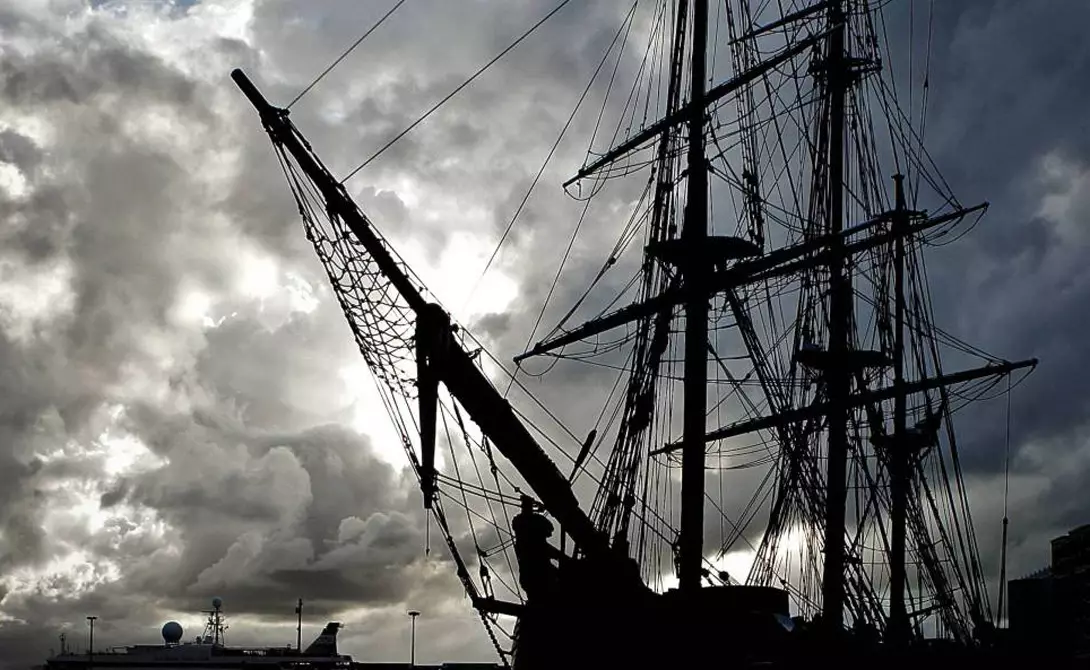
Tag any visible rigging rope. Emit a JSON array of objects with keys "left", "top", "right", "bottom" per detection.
[
  {"left": 341, "top": 0, "right": 574, "bottom": 183},
  {"left": 996, "top": 373, "right": 1013, "bottom": 623},
  {"left": 464, "top": 0, "right": 638, "bottom": 319},
  {"left": 286, "top": 0, "right": 408, "bottom": 109}
]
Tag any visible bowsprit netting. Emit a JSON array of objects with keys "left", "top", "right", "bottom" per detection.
[
  {"left": 267, "top": 116, "right": 529, "bottom": 662},
  {"left": 277, "top": 137, "right": 419, "bottom": 400}
]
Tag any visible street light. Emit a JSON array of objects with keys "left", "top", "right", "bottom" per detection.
[
  {"left": 86, "top": 616, "right": 97, "bottom": 670},
  {"left": 407, "top": 610, "right": 421, "bottom": 666},
  {"left": 295, "top": 599, "right": 303, "bottom": 653}
]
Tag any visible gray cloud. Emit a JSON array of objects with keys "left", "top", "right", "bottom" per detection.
[{"left": 0, "top": 0, "right": 479, "bottom": 665}]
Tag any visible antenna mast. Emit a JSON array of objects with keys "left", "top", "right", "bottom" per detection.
[{"left": 203, "top": 598, "right": 226, "bottom": 646}]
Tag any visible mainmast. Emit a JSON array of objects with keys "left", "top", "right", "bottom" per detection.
[
  {"left": 820, "top": 0, "right": 850, "bottom": 631},
  {"left": 678, "top": 0, "right": 709, "bottom": 594}
]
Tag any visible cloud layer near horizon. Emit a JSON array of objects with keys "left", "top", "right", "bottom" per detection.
[{"left": 0, "top": 0, "right": 1088, "bottom": 667}]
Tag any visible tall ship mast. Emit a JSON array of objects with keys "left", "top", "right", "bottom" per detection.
[{"left": 233, "top": 1, "right": 1036, "bottom": 666}]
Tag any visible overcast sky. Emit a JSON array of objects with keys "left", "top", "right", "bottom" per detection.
[{"left": 0, "top": 0, "right": 1087, "bottom": 667}]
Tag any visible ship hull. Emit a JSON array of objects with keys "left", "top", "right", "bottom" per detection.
[
  {"left": 44, "top": 659, "right": 351, "bottom": 670},
  {"left": 512, "top": 582, "right": 792, "bottom": 669}
]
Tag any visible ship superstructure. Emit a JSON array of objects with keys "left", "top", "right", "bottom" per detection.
[{"left": 43, "top": 600, "right": 350, "bottom": 670}]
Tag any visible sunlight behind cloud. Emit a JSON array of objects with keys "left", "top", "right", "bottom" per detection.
[
  {"left": 0, "top": 115, "right": 54, "bottom": 148},
  {"left": 173, "top": 286, "right": 215, "bottom": 328},
  {"left": 1036, "top": 151, "right": 1090, "bottom": 246},
  {"left": 98, "top": 431, "right": 167, "bottom": 477},
  {"left": 235, "top": 249, "right": 279, "bottom": 301},
  {"left": 657, "top": 525, "right": 810, "bottom": 598},
  {"left": 5, "top": 551, "right": 123, "bottom": 600},
  {"left": 89, "top": 0, "right": 255, "bottom": 80},
  {"left": 395, "top": 230, "right": 519, "bottom": 325},
  {"left": 0, "top": 256, "right": 75, "bottom": 345},
  {"left": 339, "top": 362, "right": 411, "bottom": 468},
  {"left": 655, "top": 549, "right": 756, "bottom": 593},
  {"left": 283, "top": 271, "right": 320, "bottom": 314},
  {"left": 711, "top": 550, "right": 758, "bottom": 584},
  {"left": 441, "top": 232, "right": 519, "bottom": 322},
  {"left": 0, "top": 162, "right": 29, "bottom": 199}
]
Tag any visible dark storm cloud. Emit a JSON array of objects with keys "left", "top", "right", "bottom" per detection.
[
  {"left": 899, "top": 0, "right": 1090, "bottom": 544},
  {"left": 97, "top": 301, "right": 445, "bottom": 615},
  {"left": 110, "top": 426, "right": 466, "bottom": 635},
  {"left": 0, "top": 22, "right": 197, "bottom": 108},
  {"left": 0, "top": 333, "right": 89, "bottom": 572},
  {"left": 0, "top": 130, "right": 41, "bottom": 172},
  {"left": 193, "top": 309, "right": 359, "bottom": 431},
  {"left": 0, "top": 0, "right": 488, "bottom": 665},
  {"left": 232, "top": 0, "right": 643, "bottom": 269}
]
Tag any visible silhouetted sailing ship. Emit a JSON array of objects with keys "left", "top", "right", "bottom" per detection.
[{"left": 232, "top": 1, "right": 1051, "bottom": 667}]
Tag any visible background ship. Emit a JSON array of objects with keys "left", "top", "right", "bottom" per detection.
[
  {"left": 41, "top": 599, "right": 350, "bottom": 670},
  {"left": 231, "top": 0, "right": 1053, "bottom": 667}
]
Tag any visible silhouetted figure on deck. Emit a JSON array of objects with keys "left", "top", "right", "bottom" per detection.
[{"left": 512, "top": 495, "right": 561, "bottom": 599}]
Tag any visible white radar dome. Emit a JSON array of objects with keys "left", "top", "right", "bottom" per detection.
[{"left": 162, "top": 621, "right": 184, "bottom": 643}]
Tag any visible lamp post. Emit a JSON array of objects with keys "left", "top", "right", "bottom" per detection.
[
  {"left": 407, "top": 610, "right": 420, "bottom": 666},
  {"left": 295, "top": 599, "right": 303, "bottom": 653},
  {"left": 86, "top": 616, "right": 97, "bottom": 670}
]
